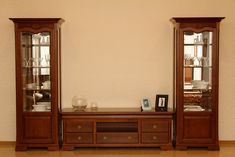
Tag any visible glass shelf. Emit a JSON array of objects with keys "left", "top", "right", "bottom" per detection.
[
  {"left": 23, "top": 66, "right": 50, "bottom": 68},
  {"left": 23, "top": 88, "right": 51, "bottom": 91},
  {"left": 184, "top": 65, "right": 212, "bottom": 68},
  {"left": 184, "top": 43, "right": 212, "bottom": 46}
]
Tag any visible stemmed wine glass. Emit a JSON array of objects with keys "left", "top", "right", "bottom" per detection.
[
  {"left": 45, "top": 54, "right": 50, "bottom": 66},
  {"left": 184, "top": 54, "right": 192, "bottom": 66},
  {"left": 202, "top": 57, "right": 209, "bottom": 67},
  {"left": 197, "top": 57, "right": 202, "bottom": 66},
  {"left": 23, "top": 58, "right": 29, "bottom": 67}
]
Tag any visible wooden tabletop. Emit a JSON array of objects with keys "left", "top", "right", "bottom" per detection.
[{"left": 61, "top": 108, "right": 174, "bottom": 115}]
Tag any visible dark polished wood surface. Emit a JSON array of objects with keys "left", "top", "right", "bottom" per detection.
[
  {"left": 10, "top": 18, "right": 64, "bottom": 151},
  {"left": 61, "top": 108, "right": 174, "bottom": 150},
  {"left": 61, "top": 108, "right": 174, "bottom": 115},
  {"left": 171, "top": 17, "right": 224, "bottom": 150}
]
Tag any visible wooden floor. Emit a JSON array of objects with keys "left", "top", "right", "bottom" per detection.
[{"left": 1, "top": 143, "right": 235, "bottom": 157}]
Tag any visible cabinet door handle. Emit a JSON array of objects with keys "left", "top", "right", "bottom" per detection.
[
  {"left": 152, "top": 136, "right": 157, "bottom": 140},
  {"left": 103, "top": 136, "right": 107, "bottom": 140},
  {"left": 77, "top": 136, "right": 82, "bottom": 140},
  {"left": 77, "top": 125, "right": 82, "bottom": 129},
  {"left": 127, "top": 136, "right": 132, "bottom": 140},
  {"left": 153, "top": 125, "right": 157, "bottom": 129}
]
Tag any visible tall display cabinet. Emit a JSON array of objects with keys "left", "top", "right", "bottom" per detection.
[
  {"left": 171, "top": 17, "right": 224, "bottom": 150},
  {"left": 10, "top": 18, "right": 64, "bottom": 151}
]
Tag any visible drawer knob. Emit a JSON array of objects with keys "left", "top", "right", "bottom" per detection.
[
  {"left": 153, "top": 136, "right": 157, "bottom": 140},
  {"left": 127, "top": 136, "right": 132, "bottom": 140},
  {"left": 153, "top": 125, "right": 157, "bottom": 129},
  {"left": 77, "top": 125, "right": 82, "bottom": 129},
  {"left": 103, "top": 136, "right": 107, "bottom": 140},
  {"left": 77, "top": 136, "right": 82, "bottom": 140}
]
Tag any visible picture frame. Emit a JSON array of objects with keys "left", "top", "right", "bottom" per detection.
[
  {"left": 141, "top": 98, "right": 152, "bottom": 111},
  {"left": 155, "top": 95, "right": 168, "bottom": 111}
]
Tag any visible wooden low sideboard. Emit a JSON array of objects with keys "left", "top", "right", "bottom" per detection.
[{"left": 61, "top": 108, "right": 174, "bottom": 150}]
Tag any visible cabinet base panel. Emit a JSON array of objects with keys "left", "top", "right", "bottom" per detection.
[
  {"left": 15, "top": 144, "right": 60, "bottom": 151},
  {"left": 175, "top": 144, "right": 220, "bottom": 150},
  {"left": 62, "top": 144, "right": 173, "bottom": 151}
]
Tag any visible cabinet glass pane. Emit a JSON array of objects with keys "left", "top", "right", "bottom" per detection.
[
  {"left": 183, "top": 31, "right": 213, "bottom": 112},
  {"left": 21, "top": 32, "right": 51, "bottom": 112}
]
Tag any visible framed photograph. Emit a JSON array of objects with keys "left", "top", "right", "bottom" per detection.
[
  {"left": 155, "top": 95, "right": 168, "bottom": 111},
  {"left": 141, "top": 98, "right": 152, "bottom": 111}
]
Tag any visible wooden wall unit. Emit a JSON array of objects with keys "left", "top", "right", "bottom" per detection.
[
  {"left": 171, "top": 17, "right": 224, "bottom": 150},
  {"left": 61, "top": 108, "right": 173, "bottom": 150},
  {"left": 10, "top": 18, "right": 64, "bottom": 151}
]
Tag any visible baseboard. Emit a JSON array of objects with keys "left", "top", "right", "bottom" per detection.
[
  {"left": 220, "top": 140, "right": 235, "bottom": 146},
  {"left": 0, "top": 141, "right": 15, "bottom": 145}
]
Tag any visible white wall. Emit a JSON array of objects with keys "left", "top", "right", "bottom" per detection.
[{"left": 0, "top": 0, "right": 234, "bottom": 141}]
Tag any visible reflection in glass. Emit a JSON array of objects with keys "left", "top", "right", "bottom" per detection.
[
  {"left": 21, "top": 32, "right": 51, "bottom": 112},
  {"left": 183, "top": 31, "right": 213, "bottom": 112}
]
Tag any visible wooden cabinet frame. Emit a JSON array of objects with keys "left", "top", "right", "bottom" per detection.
[
  {"left": 10, "top": 18, "right": 64, "bottom": 151},
  {"left": 171, "top": 17, "right": 224, "bottom": 150}
]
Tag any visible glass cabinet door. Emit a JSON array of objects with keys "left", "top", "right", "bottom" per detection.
[
  {"left": 21, "top": 32, "right": 51, "bottom": 112},
  {"left": 172, "top": 17, "right": 224, "bottom": 150},
  {"left": 183, "top": 31, "right": 213, "bottom": 112}
]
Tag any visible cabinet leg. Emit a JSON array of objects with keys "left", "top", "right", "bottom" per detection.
[
  {"left": 62, "top": 145, "right": 74, "bottom": 151},
  {"left": 208, "top": 145, "right": 220, "bottom": 150},
  {"left": 160, "top": 145, "right": 173, "bottom": 150},
  {"left": 15, "top": 145, "right": 27, "bottom": 151},
  {"left": 175, "top": 145, "right": 187, "bottom": 150},
  {"left": 48, "top": 145, "right": 60, "bottom": 151}
]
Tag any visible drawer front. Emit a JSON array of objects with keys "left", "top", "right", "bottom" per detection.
[
  {"left": 142, "top": 133, "right": 169, "bottom": 143},
  {"left": 96, "top": 133, "right": 138, "bottom": 144},
  {"left": 142, "top": 120, "right": 169, "bottom": 132},
  {"left": 65, "top": 133, "right": 93, "bottom": 144},
  {"left": 64, "top": 120, "right": 93, "bottom": 132}
]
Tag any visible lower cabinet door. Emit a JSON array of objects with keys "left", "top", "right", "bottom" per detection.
[
  {"left": 182, "top": 115, "right": 214, "bottom": 143},
  {"left": 96, "top": 133, "right": 138, "bottom": 144},
  {"left": 142, "top": 133, "right": 169, "bottom": 143},
  {"left": 65, "top": 133, "right": 93, "bottom": 144},
  {"left": 23, "top": 116, "right": 53, "bottom": 143}
]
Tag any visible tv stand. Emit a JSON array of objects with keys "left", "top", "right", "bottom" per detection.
[{"left": 61, "top": 108, "right": 173, "bottom": 150}]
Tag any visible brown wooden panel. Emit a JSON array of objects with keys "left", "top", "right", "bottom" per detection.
[
  {"left": 11, "top": 18, "right": 64, "bottom": 150},
  {"left": 183, "top": 115, "right": 212, "bottom": 139},
  {"left": 23, "top": 116, "right": 52, "bottom": 140},
  {"left": 142, "top": 133, "right": 169, "bottom": 143},
  {"left": 64, "top": 120, "right": 93, "bottom": 133},
  {"left": 61, "top": 109, "right": 173, "bottom": 149},
  {"left": 171, "top": 17, "right": 223, "bottom": 150},
  {"left": 142, "top": 120, "right": 169, "bottom": 132},
  {"left": 96, "top": 133, "right": 138, "bottom": 144},
  {"left": 65, "top": 133, "right": 93, "bottom": 144}
]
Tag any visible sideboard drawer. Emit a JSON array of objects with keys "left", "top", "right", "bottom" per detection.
[
  {"left": 65, "top": 133, "right": 93, "bottom": 144},
  {"left": 96, "top": 133, "right": 138, "bottom": 144},
  {"left": 64, "top": 120, "right": 93, "bottom": 132},
  {"left": 142, "top": 133, "right": 168, "bottom": 143},
  {"left": 142, "top": 120, "right": 169, "bottom": 132}
]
